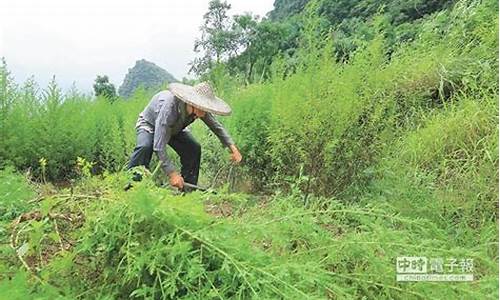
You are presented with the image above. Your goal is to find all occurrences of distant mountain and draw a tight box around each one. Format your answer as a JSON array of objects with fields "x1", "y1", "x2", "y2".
[{"x1": 118, "y1": 59, "x2": 178, "y2": 98}]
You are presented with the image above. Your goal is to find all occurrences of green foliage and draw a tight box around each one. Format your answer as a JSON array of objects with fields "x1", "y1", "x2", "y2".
[
  {"x1": 209, "y1": 0, "x2": 461, "y2": 80},
  {"x1": 268, "y1": 0, "x2": 311, "y2": 20},
  {"x1": 0, "y1": 173, "x2": 497, "y2": 298},
  {"x1": 119, "y1": 59, "x2": 177, "y2": 98},
  {"x1": 192, "y1": 1, "x2": 302, "y2": 82},
  {"x1": 0, "y1": 168, "x2": 34, "y2": 221},
  {"x1": 76, "y1": 156, "x2": 95, "y2": 178},
  {"x1": 376, "y1": 96, "x2": 498, "y2": 228},
  {"x1": 0, "y1": 271, "x2": 68, "y2": 300},
  {"x1": 212, "y1": 0, "x2": 498, "y2": 199},
  {"x1": 0, "y1": 73, "x2": 150, "y2": 180},
  {"x1": 226, "y1": 18, "x2": 300, "y2": 83},
  {"x1": 191, "y1": 0, "x2": 238, "y2": 76},
  {"x1": 93, "y1": 75, "x2": 117, "y2": 100}
]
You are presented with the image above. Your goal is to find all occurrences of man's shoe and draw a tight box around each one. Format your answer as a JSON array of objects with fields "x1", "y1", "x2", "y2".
[{"x1": 132, "y1": 172, "x2": 143, "y2": 182}]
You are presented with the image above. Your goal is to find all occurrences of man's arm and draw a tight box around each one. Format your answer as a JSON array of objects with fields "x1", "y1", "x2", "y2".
[
  {"x1": 201, "y1": 113, "x2": 242, "y2": 163},
  {"x1": 153, "y1": 99, "x2": 185, "y2": 188},
  {"x1": 201, "y1": 112, "x2": 235, "y2": 147},
  {"x1": 153, "y1": 99, "x2": 177, "y2": 175}
]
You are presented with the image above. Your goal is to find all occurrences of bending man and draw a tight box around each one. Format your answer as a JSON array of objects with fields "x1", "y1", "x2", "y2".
[{"x1": 127, "y1": 82, "x2": 242, "y2": 189}]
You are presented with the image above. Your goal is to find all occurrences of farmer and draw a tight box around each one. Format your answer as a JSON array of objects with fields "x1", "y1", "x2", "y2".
[{"x1": 127, "y1": 82, "x2": 242, "y2": 189}]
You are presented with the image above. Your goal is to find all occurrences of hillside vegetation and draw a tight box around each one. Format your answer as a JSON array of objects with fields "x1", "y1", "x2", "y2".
[{"x1": 0, "y1": 0, "x2": 498, "y2": 299}]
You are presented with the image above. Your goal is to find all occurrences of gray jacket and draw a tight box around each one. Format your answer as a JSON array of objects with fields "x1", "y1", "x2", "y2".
[{"x1": 138, "y1": 90, "x2": 234, "y2": 175}]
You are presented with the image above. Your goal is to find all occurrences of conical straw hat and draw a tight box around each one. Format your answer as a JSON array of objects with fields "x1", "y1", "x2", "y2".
[{"x1": 169, "y1": 82, "x2": 231, "y2": 116}]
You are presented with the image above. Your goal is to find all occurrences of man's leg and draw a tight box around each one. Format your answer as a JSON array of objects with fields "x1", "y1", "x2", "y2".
[
  {"x1": 168, "y1": 130, "x2": 201, "y2": 185},
  {"x1": 127, "y1": 129, "x2": 154, "y2": 181}
]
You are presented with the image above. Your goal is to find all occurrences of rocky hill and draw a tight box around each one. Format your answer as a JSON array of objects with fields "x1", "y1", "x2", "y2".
[{"x1": 118, "y1": 59, "x2": 178, "y2": 98}]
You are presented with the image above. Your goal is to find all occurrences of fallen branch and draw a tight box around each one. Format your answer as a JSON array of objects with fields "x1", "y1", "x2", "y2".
[
  {"x1": 9, "y1": 209, "x2": 84, "y2": 284},
  {"x1": 10, "y1": 214, "x2": 44, "y2": 284}
]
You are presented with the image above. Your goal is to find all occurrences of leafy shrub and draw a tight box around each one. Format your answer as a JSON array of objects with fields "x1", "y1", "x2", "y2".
[
  {"x1": 0, "y1": 168, "x2": 34, "y2": 221},
  {"x1": 0, "y1": 74, "x2": 150, "y2": 181}
]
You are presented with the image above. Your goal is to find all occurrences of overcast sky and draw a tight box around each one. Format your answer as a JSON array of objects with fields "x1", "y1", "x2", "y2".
[{"x1": 0, "y1": 0, "x2": 274, "y2": 93}]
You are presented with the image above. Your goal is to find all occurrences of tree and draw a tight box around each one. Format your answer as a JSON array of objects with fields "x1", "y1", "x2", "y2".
[
  {"x1": 227, "y1": 18, "x2": 298, "y2": 83},
  {"x1": 268, "y1": 0, "x2": 311, "y2": 20},
  {"x1": 190, "y1": 0, "x2": 237, "y2": 75},
  {"x1": 231, "y1": 13, "x2": 259, "y2": 54},
  {"x1": 44, "y1": 75, "x2": 63, "y2": 110},
  {"x1": 0, "y1": 58, "x2": 18, "y2": 117},
  {"x1": 93, "y1": 75, "x2": 117, "y2": 100}
]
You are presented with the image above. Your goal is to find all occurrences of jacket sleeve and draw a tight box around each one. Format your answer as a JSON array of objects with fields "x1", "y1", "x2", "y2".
[
  {"x1": 153, "y1": 98, "x2": 177, "y2": 175},
  {"x1": 201, "y1": 113, "x2": 234, "y2": 147}
]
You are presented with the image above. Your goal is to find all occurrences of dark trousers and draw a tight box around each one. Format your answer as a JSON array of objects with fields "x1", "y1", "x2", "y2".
[{"x1": 127, "y1": 129, "x2": 201, "y2": 185}]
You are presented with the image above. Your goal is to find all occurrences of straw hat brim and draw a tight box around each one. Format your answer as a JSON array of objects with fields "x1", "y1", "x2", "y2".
[{"x1": 168, "y1": 83, "x2": 232, "y2": 116}]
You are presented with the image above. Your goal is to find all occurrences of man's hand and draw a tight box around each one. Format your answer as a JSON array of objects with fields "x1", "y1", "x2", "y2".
[
  {"x1": 169, "y1": 172, "x2": 184, "y2": 189},
  {"x1": 229, "y1": 144, "x2": 242, "y2": 164}
]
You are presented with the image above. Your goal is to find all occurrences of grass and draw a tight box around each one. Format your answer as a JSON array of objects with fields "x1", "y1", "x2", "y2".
[{"x1": 0, "y1": 170, "x2": 497, "y2": 299}]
